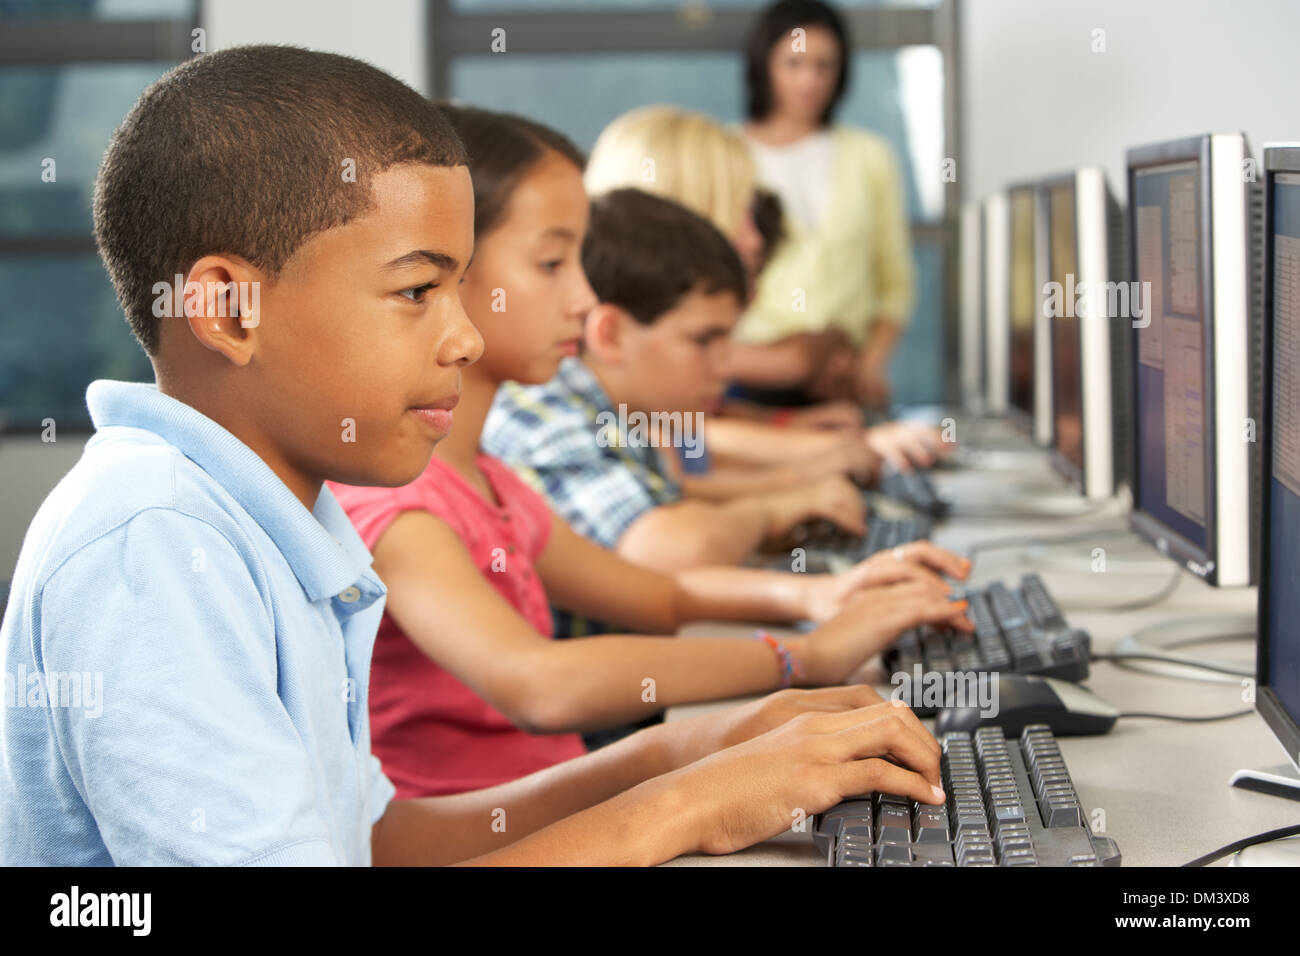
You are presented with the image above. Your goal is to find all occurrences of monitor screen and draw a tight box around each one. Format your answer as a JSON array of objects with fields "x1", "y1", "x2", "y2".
[
  {"x1": 1009, "y1": 188, "x2": 1037, "y2": 419},
  {"x1": 1266, "y1": 170, "x2": 1300, "y2": 727},
  {"x1": 1131, "y1": 160, "x2": 1209, "y2": 551},
  {"x1": 1048, "y1": 182, "x2": 1083, "y2": 471}
]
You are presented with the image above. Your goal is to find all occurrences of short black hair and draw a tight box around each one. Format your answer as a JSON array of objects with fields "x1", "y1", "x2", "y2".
[
  {"x1": 93, "y1": 45, "x2": 467, "y2": 354},
  {"x1": 437, "y1": 103, "x2": 586, "y2": 240},
  {"x1": 745, "y1": 0, "x2": 851, "y2": 125},
  {"x1": 583, "y1": 188, "x2": 747, "y2": 325}
]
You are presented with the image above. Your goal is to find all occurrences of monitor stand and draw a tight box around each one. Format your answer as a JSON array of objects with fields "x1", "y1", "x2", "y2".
[{"x1": 1229, "y1": 763, "x2": 1300, "y2": 802}]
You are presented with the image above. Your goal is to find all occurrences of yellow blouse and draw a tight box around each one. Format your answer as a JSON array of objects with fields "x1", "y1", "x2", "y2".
[{"x1": 737, "y1": 125, "x2": 916, "y2": 348}]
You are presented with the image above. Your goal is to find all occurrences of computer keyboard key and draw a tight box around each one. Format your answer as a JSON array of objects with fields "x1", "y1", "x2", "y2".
[
  {"x1": 876, "y1": 844, "x2": 912, "y2": 865},
  {"x1": 836, "y1": 845, "x2": 875, "y2": 867},
  {"x1": 913, "y1": 806, "x2": 950, "y2": 843},
  {"x1": 876, "y1": 805, "x2": 912, "y2": 844},
  {"x1": 839, "y1": 823, "x2": 875, "y2": 843},
  {"x1": 911, "y1": 843, "x2": 955, "y2": 865}
]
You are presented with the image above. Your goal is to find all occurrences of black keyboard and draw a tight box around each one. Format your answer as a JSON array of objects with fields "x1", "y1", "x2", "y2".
[
  {"x1": 803, "y1": 513, "x2": 933, "y2": 561},
  {"x1": 878, "y1": 468, "x2": 949, "y2": 517},
  {"x1": 813, "y1": 724, "x2": 1121, "y2": 867},
  {"x1": 884, "y1": 574, "x2": 1091, "y2": 693}
]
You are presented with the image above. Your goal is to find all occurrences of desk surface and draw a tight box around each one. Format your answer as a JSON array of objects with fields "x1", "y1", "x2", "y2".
[{"x1": 664, "y1": 452, "x2": 1297, "y2": 867}]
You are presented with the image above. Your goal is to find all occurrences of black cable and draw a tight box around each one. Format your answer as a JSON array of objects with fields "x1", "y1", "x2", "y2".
[
  {"x1": 1118, "y1": 708, "x2": 1254, "y2": 723},
  {"x1": 1183, "y1": 824, "x2": 1300, "y2": 867},
  {"x1": 1092, "y1": 651, "x2": 1251, "y2": 677}
]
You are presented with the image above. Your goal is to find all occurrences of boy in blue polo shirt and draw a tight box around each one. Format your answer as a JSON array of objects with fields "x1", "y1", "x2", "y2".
[{"x1": 0, "y1": 46, "x2": 945, "y2": 866}]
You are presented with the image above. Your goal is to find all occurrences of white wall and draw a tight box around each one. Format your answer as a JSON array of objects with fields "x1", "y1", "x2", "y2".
[
  {"x1": 961, "y1": 0, "x2": 1300, "y2": 201},
  {"x1": 203, "y1": 0, "x2": 428, "y2": 95}
]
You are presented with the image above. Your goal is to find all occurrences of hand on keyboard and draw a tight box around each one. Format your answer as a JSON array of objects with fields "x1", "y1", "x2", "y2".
[
  {"x1": 790, "y1": 579, "x2": 973, "y2": 684},
  {"x1": 797, "y1": 542, "x2": 972, "y2": 622},
  {"x1": 865, "y1": 421, "x2": 947, "y2": 471},
  {"x1": 673, "y1": 699, "x2": 945, "y2": 857},
  {"x1": 761, "y1": 475, "x2": 867, "y2": 546},
  {"x1": 660, "y1": 684, "x2": 890, "y2": 768}
]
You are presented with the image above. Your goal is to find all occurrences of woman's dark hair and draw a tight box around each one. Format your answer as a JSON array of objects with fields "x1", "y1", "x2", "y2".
[
  {"x1": 436, "y1": 103, "x2": 586, "y2": 239},
  {"x1": 751, "y1": 188, "x2": 787, "y2": 269},
  {"x1": 744, "y1": 0, "x2": 851, "y2": 125}
]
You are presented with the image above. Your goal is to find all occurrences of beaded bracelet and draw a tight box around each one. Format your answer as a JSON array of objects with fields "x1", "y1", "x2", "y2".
[{"x1": 752, "y1": 630, "x2": 804, "y2": 689}]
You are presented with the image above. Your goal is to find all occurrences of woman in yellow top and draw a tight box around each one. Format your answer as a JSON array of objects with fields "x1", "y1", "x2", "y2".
[{"x1": 735, "y1": 0, "x2": 916, "y2": 410}]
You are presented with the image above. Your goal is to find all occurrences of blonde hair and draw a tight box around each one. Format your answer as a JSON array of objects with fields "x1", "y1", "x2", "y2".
[{"x1": 585, "y1": 105, "x2": 756, "y2": 240}]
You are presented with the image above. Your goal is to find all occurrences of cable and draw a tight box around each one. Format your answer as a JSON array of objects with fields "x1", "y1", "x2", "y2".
[
  {"x1": 1118, "y1": 708, "x2": 1254, "y2": 723},
  {"x1": 1067, "y1": 564, "x2": 1185, "y2": 612},
  {"x1": 1091, "y1": 651, "x2": 1251, "y2": 678},
  {"x1": 1183, "y1": 824, "x2": 1300, "y2": 867},
  {"x1": 965, "y1": 523, "x2": 1131, "y2": 562}
]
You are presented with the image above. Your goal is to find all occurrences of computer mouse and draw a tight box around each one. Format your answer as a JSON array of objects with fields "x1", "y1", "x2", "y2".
[{"x1": 934, "y1": 673, "x2": 1119, "y2": 738}]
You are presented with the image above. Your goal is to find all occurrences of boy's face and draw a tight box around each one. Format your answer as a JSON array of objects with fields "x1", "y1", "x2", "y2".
[
  {"x1": 611, "y1": 287, "x2": 739, "y2": 416},
  {"x1": 239, "y1": 163, "x2": 482, "y2": 490},
  {"x1": 459, "y1": 151, "x2": 597, "y2": 386}
]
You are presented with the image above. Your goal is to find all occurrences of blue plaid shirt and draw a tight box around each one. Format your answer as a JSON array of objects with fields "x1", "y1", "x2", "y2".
[
  {"x1": 484, "y1": 358, "x2": 683, "y2": 548},
  {"x1": 484, "y1": 359, "x2": 684, "y2": 639}
]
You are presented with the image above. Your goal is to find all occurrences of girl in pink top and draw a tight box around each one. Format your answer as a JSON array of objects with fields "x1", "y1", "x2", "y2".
[
  {"x1": 333, "y1": 456, "x2": 585, "y2": 797},
  {"x1": 330, "y1": 105, "x2": 971, "y2": 798}
]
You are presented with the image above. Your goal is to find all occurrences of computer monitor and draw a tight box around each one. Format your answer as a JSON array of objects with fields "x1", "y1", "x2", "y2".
[
  {"x1": 959, "y1": 200, "x2": 985, "y2": 413},
  {"x1": 1042, "y1": 167, "x2": 1130, "y2": 500},
  {"x1": 1007, "y1": 182, "x2": 1051, "y2": 444},
  {"x1": 1126, "y1": 134, "x2": 1259, "y2": 587},
  {"x1": 1250, "y1": 145, "x2": 1300, "y2": 789},
  {"x1": 982, "y1": 192, "x2": 1010, "y2": 415}
]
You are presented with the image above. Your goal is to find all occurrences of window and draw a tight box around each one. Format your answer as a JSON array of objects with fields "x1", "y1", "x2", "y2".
[
  {"x1": 0, "y1": 1, "x2": 197, "y2": 430},
  {"x1": 432, "y1": 0, "x2": 961, "y2": 405}
]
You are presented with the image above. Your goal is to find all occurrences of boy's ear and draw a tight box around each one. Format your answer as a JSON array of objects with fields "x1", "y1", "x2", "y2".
[
  {"x1": 583, "y1": 302, "x2": 628, "y2": 365},
  {"x1": 175, "y1": 255, "x2": 265, "y2": 367}
]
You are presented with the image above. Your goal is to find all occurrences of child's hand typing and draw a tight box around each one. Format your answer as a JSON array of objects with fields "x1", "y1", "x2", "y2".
[
  {"x1": 787, "y1": 581, "x2": 972, "y2": 685},
  {"x1": 797, "y1": 541, "x2": 972, "y2": 622},
  {"x1": 761, "y1": 475, "x2": 866, "y2": 543},
  {"x1": 865, "y1": 421, "x2": 948, "y2": 472},
  {"x1": 648, "y1": 699, "x2": 944, "y2": 858},
  {"x1": 652, "y1": 684, "x2": 889, "y2": 771}
]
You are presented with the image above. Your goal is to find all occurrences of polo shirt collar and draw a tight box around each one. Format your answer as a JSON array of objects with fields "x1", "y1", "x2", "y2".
[{"x1": 86, "y1": 380, "x2": 378, "y2": 604}]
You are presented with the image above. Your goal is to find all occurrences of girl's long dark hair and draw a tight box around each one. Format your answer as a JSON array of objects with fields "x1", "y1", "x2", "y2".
[{"x1": 436, "y1": 102, "x2": 586, "y2": 239}]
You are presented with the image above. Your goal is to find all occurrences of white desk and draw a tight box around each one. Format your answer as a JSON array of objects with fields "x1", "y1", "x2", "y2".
[{"x1": 665, "y1": 451, "x2": 1297, "y2": 867}]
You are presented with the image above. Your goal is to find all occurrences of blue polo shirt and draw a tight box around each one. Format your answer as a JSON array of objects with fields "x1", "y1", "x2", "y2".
[{"x1": 0, "y1": 381, "x2": 395, "y2": 865}]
